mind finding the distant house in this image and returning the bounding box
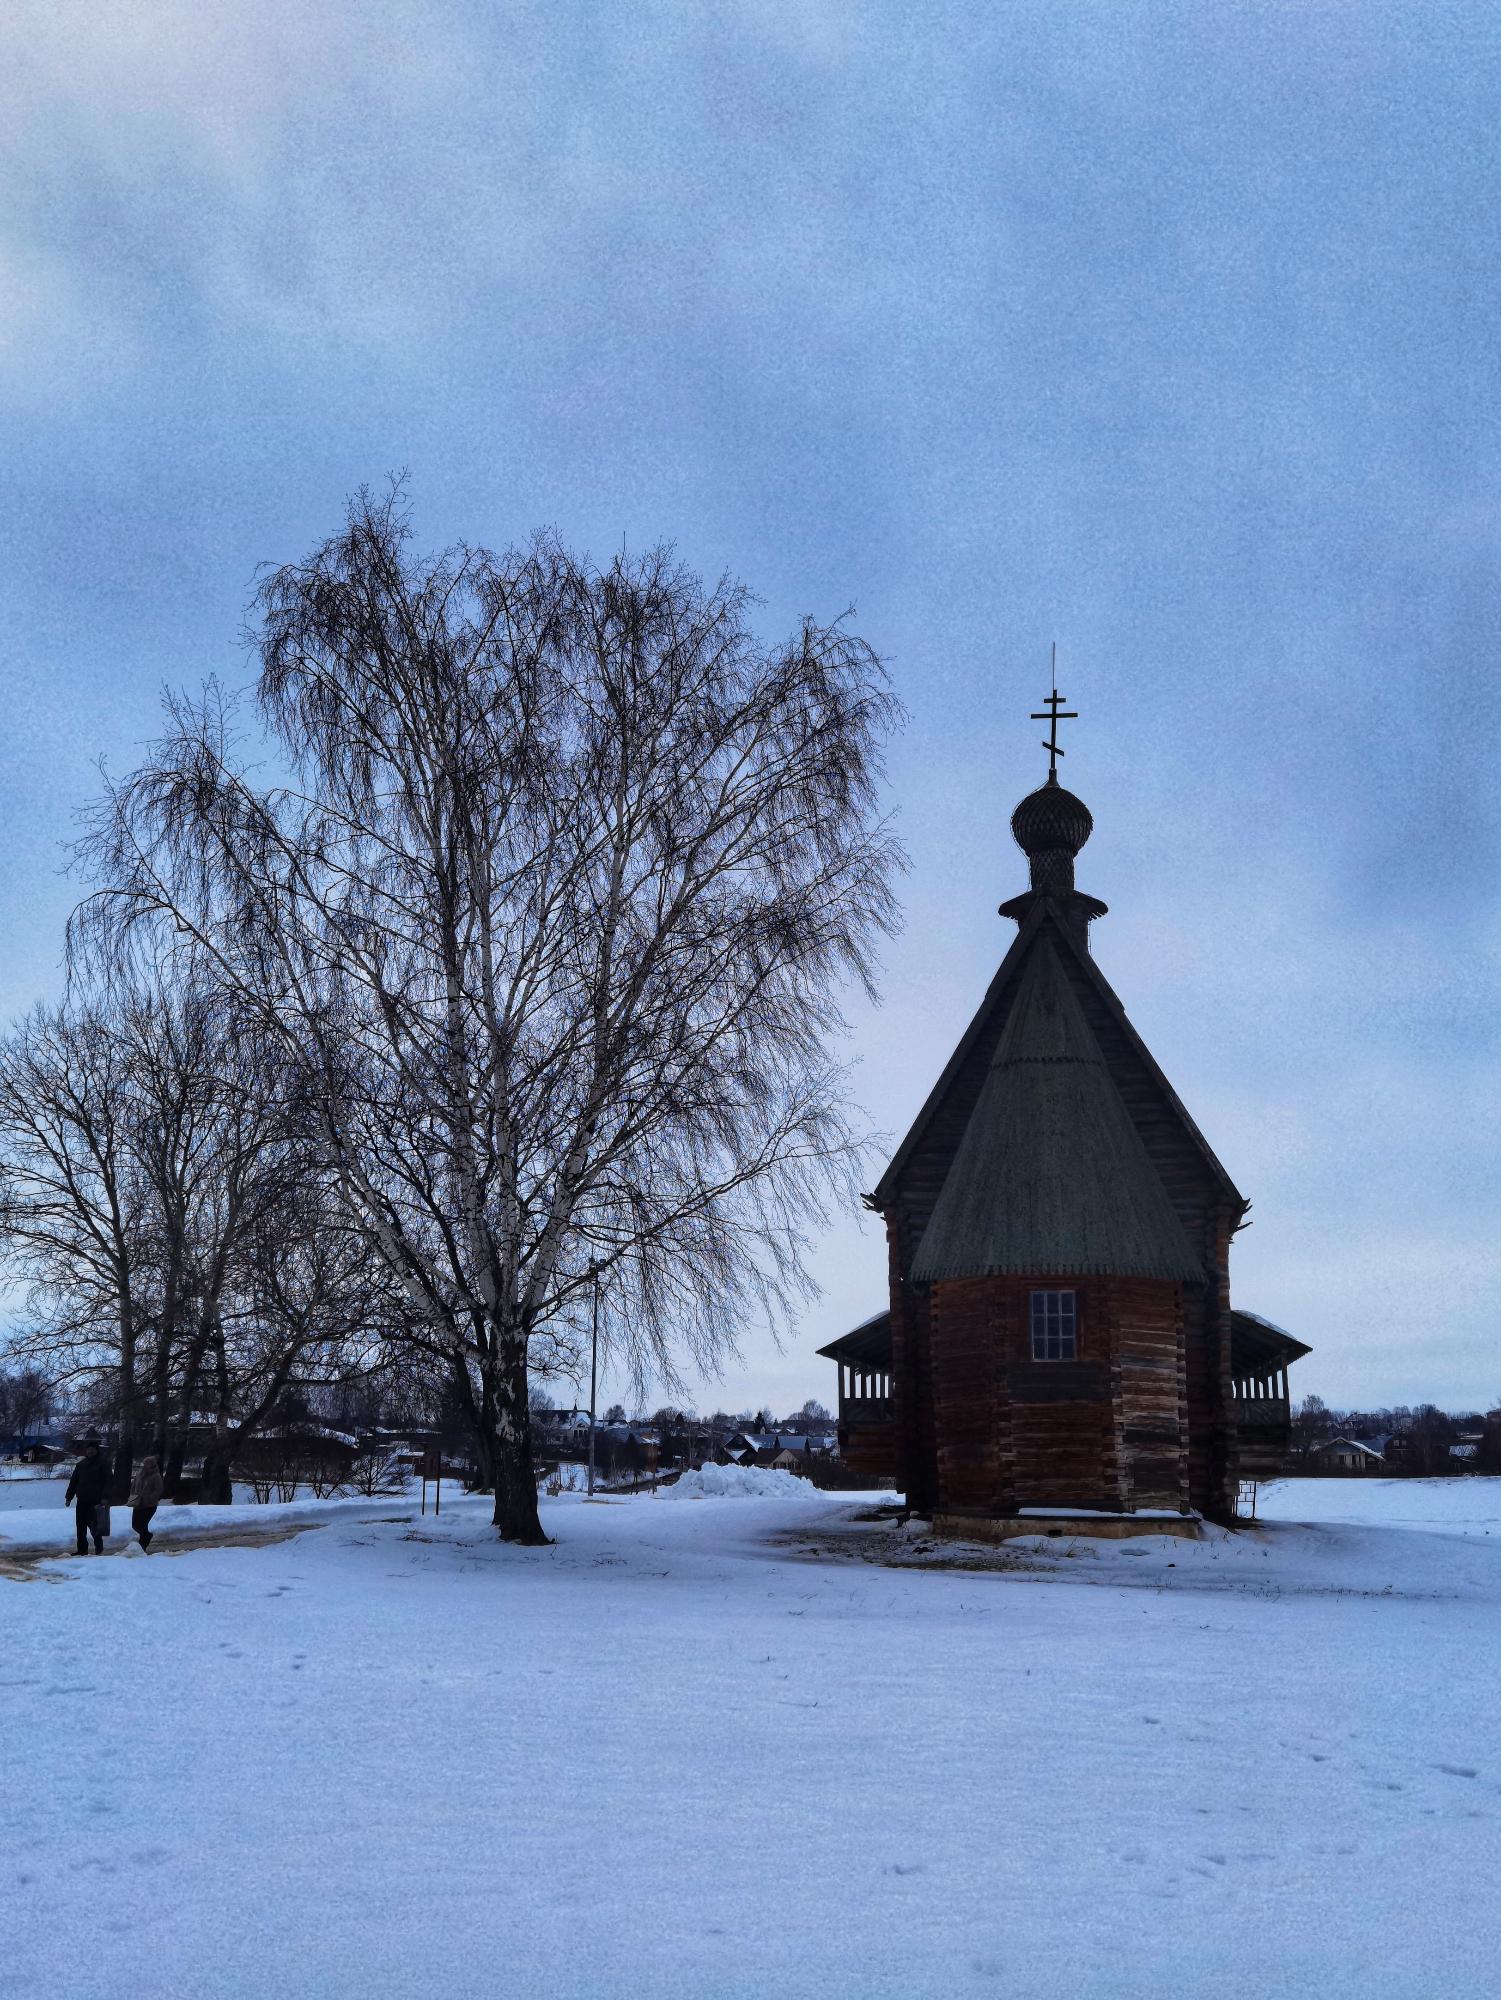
[1309,1436,1384,1475]
[1,1433,71,1466]
[757,1446,808,1474]
[728,1430,826,1466]
[358,1426,444,1473]
[726,1430,772,1463]
[534,1408,592,1438]
[236,1422,360,1480]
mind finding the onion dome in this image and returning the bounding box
[1011,771,1093,862]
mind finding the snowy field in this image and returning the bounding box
[5,1477,1500,2000]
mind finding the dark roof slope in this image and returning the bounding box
[816,1310,892,1366]
[872,901,1244,1214]
[910,935,1205,1284]
[1229,1309,1311,1374]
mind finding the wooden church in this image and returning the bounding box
[820,693,1308,1532]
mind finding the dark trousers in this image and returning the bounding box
[132,1504,158,1549]
[74,1501,103,1554]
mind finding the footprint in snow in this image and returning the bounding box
[1436,1763,1478,1778]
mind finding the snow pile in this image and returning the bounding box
[666,1462,813,1500]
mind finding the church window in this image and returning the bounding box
[1030,1289,1077,1362]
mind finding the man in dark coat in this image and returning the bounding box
[64,1438,110,1555]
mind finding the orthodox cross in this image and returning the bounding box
[1030,645,1077,775]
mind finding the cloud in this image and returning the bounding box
[2,0,1498,1412]
[0,0,885,392]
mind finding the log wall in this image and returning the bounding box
[838,1415,897,1484]
[917,1272,1188,1517]
[1109,1275,1190,1512]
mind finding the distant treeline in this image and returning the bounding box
[1293,1394,1501,1474]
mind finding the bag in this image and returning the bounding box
[93,1502,112,1540]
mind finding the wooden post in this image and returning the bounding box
[588,1277,599,1498]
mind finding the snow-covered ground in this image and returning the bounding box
[5,1477,1500,1999]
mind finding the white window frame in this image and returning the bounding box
[1030,1289,1078,1362]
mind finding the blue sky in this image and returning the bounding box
[3,1,1498,1415]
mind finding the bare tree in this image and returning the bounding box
[0,963,393,1503]
[787,1397,831,1428]
[1289,1392,1334,1464]
[348,1445,402,1497]
[1405,1404,1456,1477]
[191,1205,401,1504]
[80,489,902,1541]
[0,1001,148,1497]
[0,1364,56,1441]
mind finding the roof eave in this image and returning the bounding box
[910,1260,1206,1285]
[871,901,1051,1207]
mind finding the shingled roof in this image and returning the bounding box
[1229,1308,1311,1375]
[815,1310,892,1367]
[910,933,1205,1284]
[872,900,1244,1215]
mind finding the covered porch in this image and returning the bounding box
[1230,1309,1311,1478]
[816,1310,896,1486]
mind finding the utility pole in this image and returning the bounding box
[587,1272,599,1498]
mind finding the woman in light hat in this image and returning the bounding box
[129,1455,165,1551]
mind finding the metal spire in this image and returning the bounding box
[1030,643,1077,776]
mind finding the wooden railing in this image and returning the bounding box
[1233,1396,1290,1429]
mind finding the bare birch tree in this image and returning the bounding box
[78,489,903,1542]
[0,969,389,1501]
[0,1001,148,1498]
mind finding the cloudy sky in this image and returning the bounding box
[3,1,1498,1416]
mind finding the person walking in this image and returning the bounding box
[130,1454,165,1552]
[64,1437,111,1555]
